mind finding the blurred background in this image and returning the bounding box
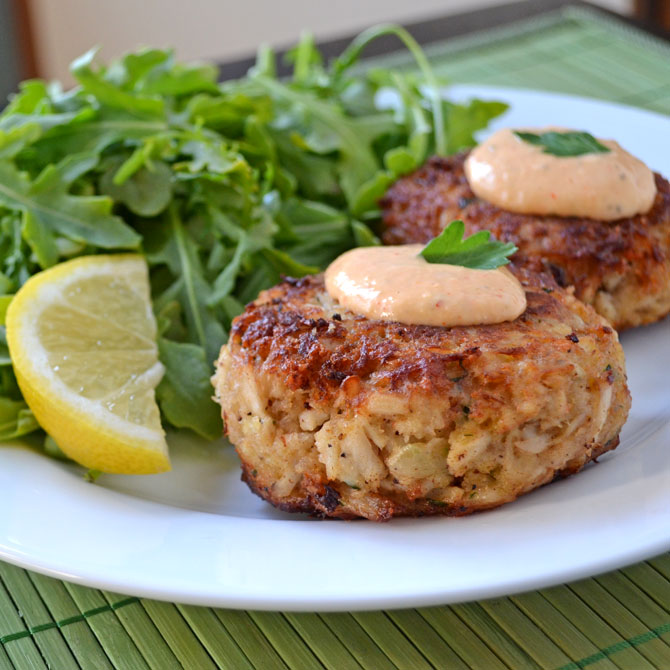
[0,0,660,103]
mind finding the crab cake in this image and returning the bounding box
[212,270,630,521]
[380,153,670,331]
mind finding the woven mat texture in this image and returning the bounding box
[2,6,670,669]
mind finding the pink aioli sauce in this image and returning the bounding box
[324,245,527,328]
[464,127,656,220]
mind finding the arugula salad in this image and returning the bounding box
[0,25,507,446]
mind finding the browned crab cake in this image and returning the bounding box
[380,153,670,331]
[212,269,631,521]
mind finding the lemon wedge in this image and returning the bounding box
[6,254,170,474]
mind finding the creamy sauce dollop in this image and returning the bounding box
[464,127,656,220]
[324,245,527,328]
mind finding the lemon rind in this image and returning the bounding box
[6,255,169,470]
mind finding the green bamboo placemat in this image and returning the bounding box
[2,5,670,669]
[3,556,670,669]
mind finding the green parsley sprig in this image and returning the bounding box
[514,130,610,157]
[420,220,517,270]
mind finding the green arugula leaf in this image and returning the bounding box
[0,108,94,135]
[420,220,517,270]
[136,61,219,97]
[165,207,226,364]
[108,48,171,89]
[0,213,32,288]
[251,75,381,208]
[43,435,69,461]
[269,131,339,200]
[112,142,158,184]
[374,70,429,171]
[350,171,394,216]
[333,24,447,156]
[155,338,222,440]
[0,124,42,160]
[285,32,325,87]
[0,158,141,249]
[0,328,11,368]
[0,397,39,440]
[70,48,165,119]
[22,209,59,269]
[259,247,318,277]
[384,147,417,174]
[2,80,50,115]
[514,130,610,157]
[179,137,249,176]
[30,112,168,165]
[99,156,173,217]
[206,209,277,303]
[0,298,13,328]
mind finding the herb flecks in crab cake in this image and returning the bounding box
[212,256,630,521]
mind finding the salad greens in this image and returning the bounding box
[0,26,507,444]
[420,220,517,270]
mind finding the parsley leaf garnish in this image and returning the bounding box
[514,130,610,157]
[419,221,517,270]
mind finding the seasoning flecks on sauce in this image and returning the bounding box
[464,127,656,220]
[324,245,527,328]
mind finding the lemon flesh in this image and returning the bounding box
[6,254,170,474]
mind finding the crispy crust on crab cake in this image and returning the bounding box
[212,271,631,521]
[380,152,670,331]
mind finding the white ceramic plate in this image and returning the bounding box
[1,86,669,612]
